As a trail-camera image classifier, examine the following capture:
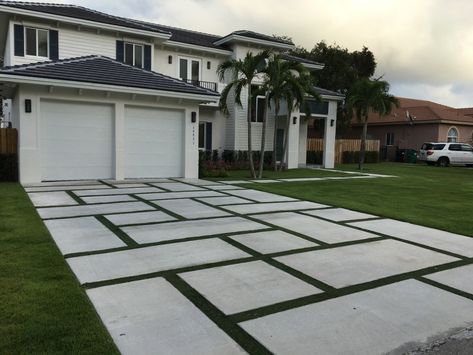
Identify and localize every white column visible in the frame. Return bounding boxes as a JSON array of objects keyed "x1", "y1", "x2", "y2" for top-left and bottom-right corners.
[
  {"x1": 286, "y1": 111, "x2": 301, "y2": 169},
  {"x1": 184, "y1": 107, "x2": 199, "y2": 178},
  {"x1": 323, "y1": 101, "x2": 338, "y2": 169},
  {"x1": 114, "y1": 103, "x2": 125, "y2": 180},
  {"x1": 298, "y1": 117, "x2": 308, "y2": 166}
]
